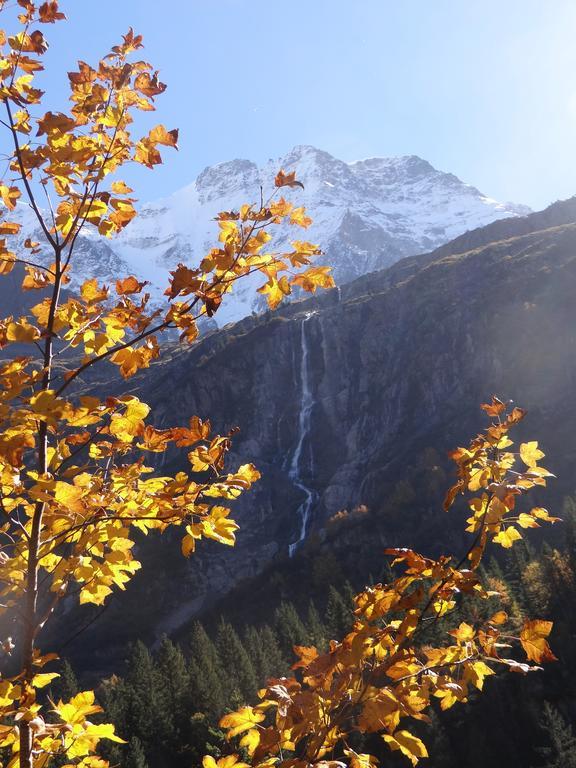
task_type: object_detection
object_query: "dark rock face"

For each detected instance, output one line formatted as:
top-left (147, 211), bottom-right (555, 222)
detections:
top-left (62, 198), bottom-right (576, 669)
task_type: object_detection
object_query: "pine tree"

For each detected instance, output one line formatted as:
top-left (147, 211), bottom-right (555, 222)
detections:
top-left (534, 702), bottom-right (576, 768)
top-left (51, 659), bottom-right (78, 703)
top-left (487, 556), bottom-right (506, 583)
top-left (522, 559), bottom-right (552, 615)
top-left (274, 601), bottom-right (308, 657)
top-left (325, 586), bottom-right (353, 641)
top-left (215, 619), bottom-right (258, 705)
top-left (306, 601), bottom-right (326, 649)
top-left (124, 736), bottom-right (149, 768)
top-left (122, 641), bottom-right (173, 762)
top-left (156, 636), bottom-right (190, 713)
top-left (562, 496), bottom-right (576, 569)
top-left (504, 542), bottom-right (531, 609)
top-left (155, 636), bottom-right (191, 748)
top-left (188, 622), bottom-right (226, 716)
top-left (427, 709), bottom-right (456, 768)
top-left (243, 626), bottom-right (267, 682)
top-left (341, 581), bottom-right (356, 609)
top-left (259, 625), bottom-right (288, 679)
top-left (125, 642), bottom-right (160, 734)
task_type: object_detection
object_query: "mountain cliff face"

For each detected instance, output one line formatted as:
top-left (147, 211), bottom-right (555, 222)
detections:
top-left (61, 197), bottom-right (576, 671)
top-left (6, 146), bottom-right (528, 326)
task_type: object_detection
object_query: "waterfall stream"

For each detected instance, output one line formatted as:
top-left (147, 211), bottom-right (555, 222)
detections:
top-left (288, 313), bottom-right (317, 557)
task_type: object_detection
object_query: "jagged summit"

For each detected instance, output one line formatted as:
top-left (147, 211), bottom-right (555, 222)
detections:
top-left (196, 158), bottom-right (259, 204)
top-left (350, 153), bottom-right (434, 172)
top-left (10, 146), bottom-right (531, 326)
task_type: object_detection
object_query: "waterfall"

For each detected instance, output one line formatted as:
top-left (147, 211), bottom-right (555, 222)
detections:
top-left (288, 313), bottom-right (318, 557)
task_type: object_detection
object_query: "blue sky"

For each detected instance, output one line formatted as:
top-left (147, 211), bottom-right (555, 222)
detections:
top-left (25, 0), bottom-right (576, 209)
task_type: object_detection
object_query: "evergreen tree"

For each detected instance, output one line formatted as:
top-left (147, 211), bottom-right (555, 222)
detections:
top-left (325, 586), bottom-right (353, 641)
top-left (487, 556), bottom-right (506, 583)
top-left (562, 496), bottom-right (576, 569)
top-left (504, 543), bottom-right (531, 610)
top-left (124, 736), bottom-right (149, 768)
top-left (155, 636), bottom-right (191, 748)
top-left (125, 642), bottom-right (162, 736)
top-left (243, 626), bottom-right (267, 682)
top-left (187, 713), bottom-right (228, 768)
top-left (427, 710), bottom-right (456, 768)
top-left (51, 659), bottom-right (78, 703)
top-left (534, 702), bottom-right (576, 768)
top-left (215, 619), bottom-right (258, 704)
top-left (259, 624), bottom-right (288, 679)
top-left (274, 601), bottom-right (308, 657)
top-left (341, 581), bottom-right (357, 609)
top-left (188, 622), bottom-right (226, 716)
top-left (156, 636), bottom-right (190, 711)
top-left (306, 601), bottom-right (326, 649)
top-left (120, 641), bottom-right (173, 765)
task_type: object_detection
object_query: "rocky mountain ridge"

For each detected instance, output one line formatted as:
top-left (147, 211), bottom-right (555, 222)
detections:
top-left (8, 146), bottom-right (529, 326)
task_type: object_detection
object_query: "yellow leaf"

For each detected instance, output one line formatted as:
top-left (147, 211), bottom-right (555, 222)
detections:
top-left (531, 507), bottom-right (561, 523)
top-left (30, 390), bottom-right (68, 422)
top-left (6, 317), bottom-right (40, 343)
top-left (201, 506), bottom-right (239, 546)
top-left (111, 180), bottom-right (134, 194)
top-left (220, 706), bottom-right (265, 738)
top-left (32, 672), bottom-right (59, 688)
top-left (80, 278), bottom-right (108, 304)
top-left (258, 276), bottom-right (291, 310)
top-left (518, 512), bottom-right (540, 529)
top-left (519, 441), bottom-right (545, 468)
top-left (181, 526), bottom-right (201, 557)
top-left (240, 727), bottom-right (261, 755)
top-left (289, 206), bottom-right (312, 228)
top-left (109, 398), bottom-right (150, 442)
top-left (54, 690), bottom-right (102, 724)
top-left (0, 185), bottom-right (21, 211)
top-left (493, 526), bottom-right (522, 548)
top-left (382, 731), bottom-right (428, 766)
top-left (464, 660), bottom-right (494, 690)
top-left (449, 622), bottom-right (475, 642)
top-left (292, 266), bottom-right (335, 294)
top-left (84, 722), bottom-right (127, 744)
top-left (203, 757), bottom-right (249, 768)
top-left (345, 752), bottom-right (379, 768)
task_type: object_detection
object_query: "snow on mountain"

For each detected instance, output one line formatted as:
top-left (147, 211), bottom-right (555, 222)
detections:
top-left (11, 146), bottom-right (531, 326)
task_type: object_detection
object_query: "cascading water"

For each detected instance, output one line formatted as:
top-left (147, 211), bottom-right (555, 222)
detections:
top-left (288, 313), bottom-right (317, 557)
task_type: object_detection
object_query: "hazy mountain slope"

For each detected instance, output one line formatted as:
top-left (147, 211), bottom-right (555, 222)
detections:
top-left (57, 196), bottom-right (576, 672)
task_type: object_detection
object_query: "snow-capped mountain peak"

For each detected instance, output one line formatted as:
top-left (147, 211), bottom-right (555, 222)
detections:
top-left (10, 147), bottom-right (531, 326)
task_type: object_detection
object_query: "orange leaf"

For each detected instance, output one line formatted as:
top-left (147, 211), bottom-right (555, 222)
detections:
top-left (274, 169), bottom-right (304, 189)
top-left (116, 276), bottom-right (146, 295)
top-left (520, 619), bottom-right (557, 663)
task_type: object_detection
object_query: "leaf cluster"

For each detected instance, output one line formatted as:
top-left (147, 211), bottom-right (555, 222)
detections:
top-left (0, 4), bottom-right (335, 766)
top-left (216, 399), bottom-right (559, 768)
